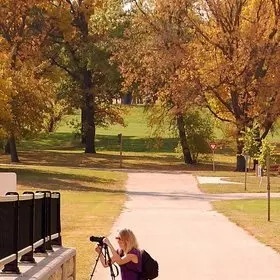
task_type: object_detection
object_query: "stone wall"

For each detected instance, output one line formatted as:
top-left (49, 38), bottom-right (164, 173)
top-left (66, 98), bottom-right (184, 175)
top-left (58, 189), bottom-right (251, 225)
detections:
top-left (0, 247), bottom-right (76, 280)
top-left (48, 254), bottom-right (75, 280)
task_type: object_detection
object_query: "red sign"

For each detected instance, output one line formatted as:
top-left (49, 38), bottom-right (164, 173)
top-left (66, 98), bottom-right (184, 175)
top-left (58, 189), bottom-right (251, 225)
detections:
top-left (210, 143), bottom-right (217, 150)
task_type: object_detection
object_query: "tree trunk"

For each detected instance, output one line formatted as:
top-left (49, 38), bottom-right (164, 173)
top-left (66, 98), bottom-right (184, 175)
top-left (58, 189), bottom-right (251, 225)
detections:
top-left (176, 114), bottom-right (193, 164)
top-left (81, 108), bottom-right (86, 144)
top-left (69, 9), bottom-right (95, 152)
top-left (5, 140), bottom-right (11, 154)
top-left (84, 101), bottom-right (96, 153)
top-left (9, 135), bottom-right (19, 162)
top-left (235, 130), bottom-right (245, 171)
top-left (83, 70), bottom-right (96, 153)
top-left (48, 117), bottom-right (55, 132)
top-left (253, 159), bottom-right (258, 170)
top-left (236, 154), bottom-right (245, 172)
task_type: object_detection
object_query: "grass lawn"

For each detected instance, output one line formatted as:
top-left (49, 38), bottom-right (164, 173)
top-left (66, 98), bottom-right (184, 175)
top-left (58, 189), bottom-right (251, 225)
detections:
top-left (19, 106), bottom-right (178, 153)
top-left (0, 150), bottom-right (192, 171)
top-left (1, 106), bottom-right (192, 171)
top-left (212, 199), bottom-right (280, 254)
top-left (194, 170), bottom-right (280, 193)
top-left (0, 165), bottom-right (126, 280)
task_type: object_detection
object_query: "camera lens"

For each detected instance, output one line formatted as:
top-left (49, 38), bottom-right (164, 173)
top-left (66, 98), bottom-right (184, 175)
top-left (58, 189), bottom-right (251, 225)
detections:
top-left (89, 236), bottom-right (104, 244)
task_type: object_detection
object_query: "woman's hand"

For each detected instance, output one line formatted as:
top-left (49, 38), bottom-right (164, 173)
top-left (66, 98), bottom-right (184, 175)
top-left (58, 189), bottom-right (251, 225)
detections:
top-left (95, 244), bottom-right (102, 253)
top-left (102, 237), bottom-right (110, 246)
top-left (111, 255), bottom-right (117, 263)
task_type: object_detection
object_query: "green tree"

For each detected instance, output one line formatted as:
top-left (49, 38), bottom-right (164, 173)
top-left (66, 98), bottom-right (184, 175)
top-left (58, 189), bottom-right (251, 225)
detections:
top-left (174, 109), bottom-right (215, 162)
top-left (242, 125), bottom-right (261, 169)
top-left (44, 0), bottom-right (125, 153)
top-left (148, 104), bottom-right (214, 163)
top-left (258, 139), bottom-right (276, 169)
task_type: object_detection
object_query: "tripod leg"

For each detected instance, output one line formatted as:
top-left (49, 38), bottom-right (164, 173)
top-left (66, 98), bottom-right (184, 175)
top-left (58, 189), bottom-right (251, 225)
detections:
top-left (89, 249), bottom-right (103, 280)
top-left (103, 245), bottom-right (119, 280)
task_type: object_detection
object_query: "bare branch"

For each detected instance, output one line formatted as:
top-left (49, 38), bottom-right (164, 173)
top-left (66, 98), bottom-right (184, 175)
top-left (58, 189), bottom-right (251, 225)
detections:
top-left (50, 57), bottom-right (79, 80)
top-left (205, 102), bottom-right (233, 123)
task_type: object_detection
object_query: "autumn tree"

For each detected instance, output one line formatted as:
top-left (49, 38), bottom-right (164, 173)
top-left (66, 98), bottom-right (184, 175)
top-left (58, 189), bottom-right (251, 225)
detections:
top-left (188, 0), bottom-right (280, 170)
top-left (117, 0), bottom-right (280, 168)
top-left (0, 51), bottom-right (12, 147)
top-left (43, 0), bottom-right (125, 153)
top-left (0, 0), bottom-right (53, 162)
top-left (114, 0), bottom-right (200, 164)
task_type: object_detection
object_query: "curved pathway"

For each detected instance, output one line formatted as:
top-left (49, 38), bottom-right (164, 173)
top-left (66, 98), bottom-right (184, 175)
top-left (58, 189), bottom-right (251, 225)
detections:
top-left (93, 172), bottom-right (280, 280)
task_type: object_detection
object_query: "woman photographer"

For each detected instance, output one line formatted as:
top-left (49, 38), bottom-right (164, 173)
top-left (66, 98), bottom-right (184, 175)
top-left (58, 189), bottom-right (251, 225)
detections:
top-left (95, 228), bottom-right (142, 280)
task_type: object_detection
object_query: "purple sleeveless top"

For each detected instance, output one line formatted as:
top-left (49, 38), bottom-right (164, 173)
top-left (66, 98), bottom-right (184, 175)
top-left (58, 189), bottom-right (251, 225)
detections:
top-left (118, 248), bottom-right (142, 280)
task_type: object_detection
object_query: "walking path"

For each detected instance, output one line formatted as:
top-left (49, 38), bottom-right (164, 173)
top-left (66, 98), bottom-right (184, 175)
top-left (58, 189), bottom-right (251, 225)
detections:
top-left (93, 172), bottom-right (280, 280)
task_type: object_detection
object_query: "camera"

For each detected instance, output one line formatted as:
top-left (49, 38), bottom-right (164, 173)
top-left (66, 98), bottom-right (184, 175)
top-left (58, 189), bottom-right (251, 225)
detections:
top-left (89, 235), bottom-right (105, 245)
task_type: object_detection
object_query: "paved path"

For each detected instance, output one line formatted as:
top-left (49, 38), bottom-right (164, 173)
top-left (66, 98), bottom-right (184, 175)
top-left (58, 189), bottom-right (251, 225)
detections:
top-left (92, 172), bottom-right (280, 280)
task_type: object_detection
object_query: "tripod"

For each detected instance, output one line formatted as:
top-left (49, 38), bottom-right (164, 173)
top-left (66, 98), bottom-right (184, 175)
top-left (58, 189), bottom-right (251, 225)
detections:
top-left (89, 243), bottom-right (119, 280)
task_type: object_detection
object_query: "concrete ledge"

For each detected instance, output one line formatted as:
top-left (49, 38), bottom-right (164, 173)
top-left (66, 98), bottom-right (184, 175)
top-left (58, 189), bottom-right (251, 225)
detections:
top-left (0, 247), bottom-right (76, 280)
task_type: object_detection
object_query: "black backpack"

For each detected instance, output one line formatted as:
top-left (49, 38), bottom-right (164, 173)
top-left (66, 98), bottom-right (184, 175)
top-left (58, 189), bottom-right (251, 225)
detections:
top-left (140, 250), bottom-right (159, 280)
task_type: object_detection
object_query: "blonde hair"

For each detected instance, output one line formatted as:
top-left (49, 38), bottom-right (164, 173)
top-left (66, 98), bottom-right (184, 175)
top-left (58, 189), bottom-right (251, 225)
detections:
top-left (119, 228), bottom-right (139, 253)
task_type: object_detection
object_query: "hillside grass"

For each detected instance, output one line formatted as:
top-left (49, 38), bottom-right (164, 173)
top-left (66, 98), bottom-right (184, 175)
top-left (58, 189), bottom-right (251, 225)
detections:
top-left (19, 106), bottom-right (178, 153)
top-left (0, 106), bottom-right (236, 171)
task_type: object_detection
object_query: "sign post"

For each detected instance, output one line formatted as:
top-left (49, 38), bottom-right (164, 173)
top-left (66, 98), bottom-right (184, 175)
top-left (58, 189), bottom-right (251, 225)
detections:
top-left (118, 133), bottom-right (123, 168)
top-left (244, 154), bottom-right (250, 191)
top-left (267, 154), bottom-right (271, 222)
top-left (209, 143), bottom-right (217, 171)
top-left (257, 164), bottom-right (263, 187)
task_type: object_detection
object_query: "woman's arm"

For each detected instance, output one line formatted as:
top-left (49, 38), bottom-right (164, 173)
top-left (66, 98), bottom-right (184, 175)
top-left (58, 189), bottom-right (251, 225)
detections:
top-left (113, 253), bottom-right (138, 265)
top-left (103, 238), bottom-right (138, 265)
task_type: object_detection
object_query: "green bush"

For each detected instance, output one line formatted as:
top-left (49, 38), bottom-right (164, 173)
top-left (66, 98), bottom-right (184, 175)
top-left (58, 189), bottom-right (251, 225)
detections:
top-left (175, 109), bottom-right (215, 162)
top-left (258, 139), bottom-right (276, 168)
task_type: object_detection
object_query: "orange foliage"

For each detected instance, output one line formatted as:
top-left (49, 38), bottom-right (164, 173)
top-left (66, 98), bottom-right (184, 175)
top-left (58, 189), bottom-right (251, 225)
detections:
top-left (0, 0), bottom-right (53, 140)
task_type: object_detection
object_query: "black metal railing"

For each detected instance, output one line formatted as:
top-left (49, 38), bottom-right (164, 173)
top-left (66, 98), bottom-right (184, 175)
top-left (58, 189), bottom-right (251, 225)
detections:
top-left (0, 191), bottom-right (62, 274)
